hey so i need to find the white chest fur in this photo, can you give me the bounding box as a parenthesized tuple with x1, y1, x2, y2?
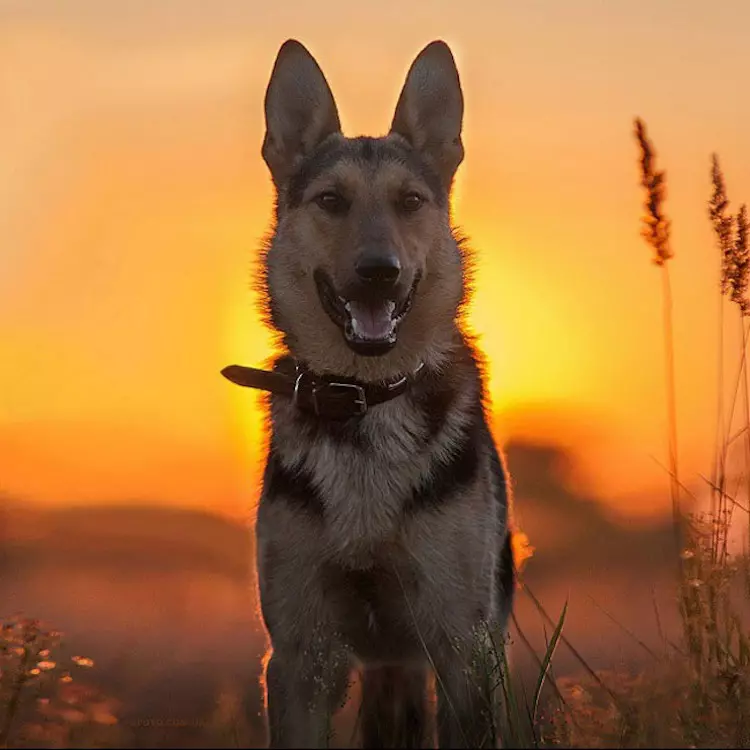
(272, 391, 474, 558)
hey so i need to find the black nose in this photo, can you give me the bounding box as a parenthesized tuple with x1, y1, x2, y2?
(355, 252, 401, 284)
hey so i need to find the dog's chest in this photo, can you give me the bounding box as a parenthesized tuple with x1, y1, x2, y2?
(276, 402, 431, 553)
(321, 559, 423, 663)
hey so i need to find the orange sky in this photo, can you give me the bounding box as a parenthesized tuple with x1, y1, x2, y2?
(1, 1, 749, 520)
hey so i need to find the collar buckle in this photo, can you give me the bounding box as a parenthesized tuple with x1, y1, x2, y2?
(293, 365, 368, 417)
(320, 381, 367, 416)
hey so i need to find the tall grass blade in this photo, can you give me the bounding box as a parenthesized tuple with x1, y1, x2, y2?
(531, 598, 567, 726)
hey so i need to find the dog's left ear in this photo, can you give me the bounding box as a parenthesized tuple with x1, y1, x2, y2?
(262, 40, 342, 187)
(390, 41, 464, 189)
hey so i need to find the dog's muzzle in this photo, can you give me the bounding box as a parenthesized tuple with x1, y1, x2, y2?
(314, 269, 420, 356)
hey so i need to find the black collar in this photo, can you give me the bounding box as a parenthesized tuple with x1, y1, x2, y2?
(221, 359, 424, 420)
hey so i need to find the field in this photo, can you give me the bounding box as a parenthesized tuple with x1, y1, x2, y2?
(2, 5, 749, 746)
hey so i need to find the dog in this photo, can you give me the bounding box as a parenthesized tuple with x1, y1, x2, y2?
(222, 38, 515, 749)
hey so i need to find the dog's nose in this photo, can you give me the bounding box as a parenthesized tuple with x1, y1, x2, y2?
(355, 252, 401, 285)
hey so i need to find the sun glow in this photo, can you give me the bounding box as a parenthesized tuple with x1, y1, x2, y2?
(2, 5, 750, 519)
(221, 263, 275, 477)
(464, 228, 591, 415)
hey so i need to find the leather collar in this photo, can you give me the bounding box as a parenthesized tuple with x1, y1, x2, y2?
(221, 359, 424, 420)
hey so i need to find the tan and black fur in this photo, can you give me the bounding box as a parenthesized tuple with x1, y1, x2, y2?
(253, 39, 515, 748)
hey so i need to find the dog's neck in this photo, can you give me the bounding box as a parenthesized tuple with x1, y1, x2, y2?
(284, 356, 425, 386)
(221, 356, 426, 420)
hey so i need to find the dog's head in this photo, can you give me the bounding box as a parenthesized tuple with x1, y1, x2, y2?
(260, 40, 468, 380)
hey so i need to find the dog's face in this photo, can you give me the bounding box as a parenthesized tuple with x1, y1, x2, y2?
(260, 40, 467, 378)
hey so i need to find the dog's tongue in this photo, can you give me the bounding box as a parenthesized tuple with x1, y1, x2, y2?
(347, 300, 396, 340)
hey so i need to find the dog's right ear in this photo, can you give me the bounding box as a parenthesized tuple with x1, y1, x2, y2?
(262, 40, 341, 188)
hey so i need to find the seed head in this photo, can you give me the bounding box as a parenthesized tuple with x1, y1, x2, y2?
(731, 204, 750, 315)
(634, 118, 673, 266)
(709, 154, 735, 294)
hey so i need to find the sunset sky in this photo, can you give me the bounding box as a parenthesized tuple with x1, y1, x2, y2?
(1, 0, 749, 521)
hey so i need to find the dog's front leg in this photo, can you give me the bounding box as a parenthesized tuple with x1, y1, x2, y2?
(433, 629, 502, 750)
(265, 641, 351, 749)
(359, 664, 428, 748)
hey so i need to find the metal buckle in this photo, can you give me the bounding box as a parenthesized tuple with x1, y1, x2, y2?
(291, 363, 367, 417)
(383, 361, 425, 392)
(315, 382, 367, 417)
(385, 374, 407, 391)
(292, 364, 307, 411)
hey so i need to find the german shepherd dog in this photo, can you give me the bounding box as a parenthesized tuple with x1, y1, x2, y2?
(222, 39, 515, 749)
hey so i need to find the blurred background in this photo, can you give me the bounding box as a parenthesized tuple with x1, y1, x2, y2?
(1, 0, 749, 746)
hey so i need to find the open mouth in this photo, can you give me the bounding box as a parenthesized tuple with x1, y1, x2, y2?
(314, 270, 419, 356)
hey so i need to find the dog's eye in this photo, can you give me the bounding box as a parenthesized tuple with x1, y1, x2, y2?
(398, 193, 424, 213)
(316, 191, 348, 215)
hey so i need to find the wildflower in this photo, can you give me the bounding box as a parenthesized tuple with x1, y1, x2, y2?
(71, 656, 94, 668)
(91, 705, 118, 726)
(37, 660, 56, 671)
(634, 118, 673, 265)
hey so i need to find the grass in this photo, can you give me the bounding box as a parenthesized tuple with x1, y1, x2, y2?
(3, 121, 750, 749)
(536, 121, 750, 749)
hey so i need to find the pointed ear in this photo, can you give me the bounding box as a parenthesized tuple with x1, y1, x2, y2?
(389, 41, 464, 189)
(262, 40, 342, 187)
